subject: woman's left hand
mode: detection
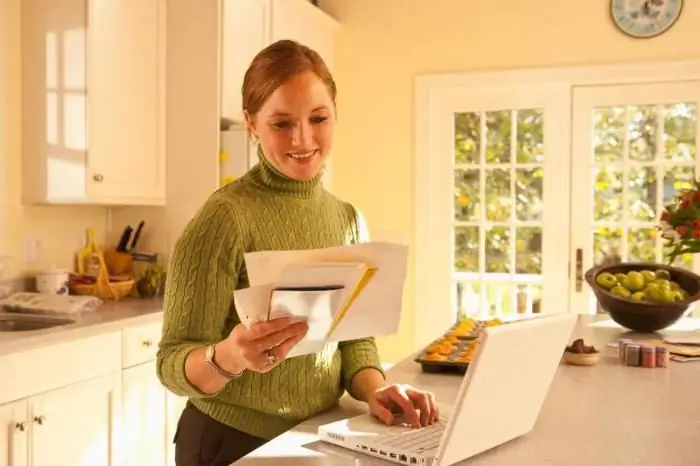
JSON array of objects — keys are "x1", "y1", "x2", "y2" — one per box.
[{"x1": 368, "y1": 384, "x2": 438, "y2": 428}]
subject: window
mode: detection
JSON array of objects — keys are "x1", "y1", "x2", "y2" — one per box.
[{"x1": 414, "y1": 60, "x2": 700, "y2": 350}]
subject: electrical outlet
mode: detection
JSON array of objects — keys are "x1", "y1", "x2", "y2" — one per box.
[{"x1": 23, "y1": 236, "x2": 44, "y2": 265}]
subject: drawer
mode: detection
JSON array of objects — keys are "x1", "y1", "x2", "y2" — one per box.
[
  {"x1": 0, "y1": 331, "x2": 121, "y2": 405},
  {"x1": 122, "y1": 322, "x2": 162, "y2": 367}
]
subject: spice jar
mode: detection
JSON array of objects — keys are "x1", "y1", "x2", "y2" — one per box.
[
  {"x1": 655, "y1": 346, "x2": 669, "y2": 368},
  {"x1": 641, "y1": 345, "x2": 656, "y2": 368}
]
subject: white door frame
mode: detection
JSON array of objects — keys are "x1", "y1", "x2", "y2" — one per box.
[{"x1": 414, "y1": 59, "x2": 700, "y2": 351}]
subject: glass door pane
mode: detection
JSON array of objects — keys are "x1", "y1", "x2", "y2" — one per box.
[
  {"x1": 439, "y1": 86, "x2": 571, "y2": 321},
  {"x1": 570, "y1": 81, "x2": 700, "y2": 315}
]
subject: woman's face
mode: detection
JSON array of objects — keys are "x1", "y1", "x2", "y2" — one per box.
[{"x1": 246, "y1": 71, "x2": 335, "y2": 181}]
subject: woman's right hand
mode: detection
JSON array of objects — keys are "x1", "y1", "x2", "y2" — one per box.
[{"x1": 218, "y1": 318, "x2": 309, "y2": 373}]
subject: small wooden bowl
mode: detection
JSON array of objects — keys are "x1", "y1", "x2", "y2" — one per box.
[{"x1": 563, "y1": 351, "x2": 600, "y2": 366}]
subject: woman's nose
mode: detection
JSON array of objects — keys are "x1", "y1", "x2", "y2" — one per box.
[{"x1": 291, "y1": 122, "x2": 313, "y2": 148}]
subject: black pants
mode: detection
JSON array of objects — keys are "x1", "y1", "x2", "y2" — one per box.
[{"x1": 175, "y1": 402, "x2": 268, "y2": 466}]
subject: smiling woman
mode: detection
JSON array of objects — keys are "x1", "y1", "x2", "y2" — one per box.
[{"x1": 156, "y1": 39, "x2": 437, "y2": 466}]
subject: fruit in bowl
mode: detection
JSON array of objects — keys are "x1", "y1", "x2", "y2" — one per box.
[
  {"x1": 594, "y1": 268, "x2": 689, "y2": 303},
  {"x1": 585, "y1": 262, "x2": 700, "y2": 333}
]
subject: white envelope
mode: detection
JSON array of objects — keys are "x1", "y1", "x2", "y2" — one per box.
[
  {"x1": 269, "y1": 286, "x2": 346, "y2": 357},
  {"x1": 243, "y1": 242, "x2": 409, "y2": 342}
]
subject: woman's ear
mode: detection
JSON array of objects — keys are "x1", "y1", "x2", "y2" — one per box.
[{"x1": 243, "y1": 110, "x2": 257, "y2": 141}]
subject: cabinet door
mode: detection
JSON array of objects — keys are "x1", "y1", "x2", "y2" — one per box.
[
  {"x1": 87, "y1": 0, "x2": 166, "y2": 204},
  {"x1": 0, "y1": 401, "x2": 28, "y2": 466},
  {"x1": 221, "y1": 0, "x2": 269, "y2": 123},
  {"x1": 270, "y1": 0, "x2": 337, "y2": 73},
  {"x1": 29, "y1": 373, "x2": 121, "y2": 466},
  {"x1": 165, "y1": 392, "x2": 188, "y2": 466},
  {"x1": 122, "y1": 362, "x2": 167, "y2": 466}
]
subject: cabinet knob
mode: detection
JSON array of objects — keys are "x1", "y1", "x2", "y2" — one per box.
[
  {"x1": 93, "y1": 174, "x2": 104, "y2": 182},
  {"x1": 15, "y1": 421, "x2": 26, "y2": 431},
  {"x1": 142, "y1": 340, "x2": 153, "y2": 347},
  {"x1": 34, "y1": 415, "x2": 45, "y2": 425}
]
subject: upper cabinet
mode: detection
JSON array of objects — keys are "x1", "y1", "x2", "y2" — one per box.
[
  {"x1": 220, "y1": 0, "x2": 340, "y2": 124},
  {"x1": 219, "y1": 0, "x2": 339, "y2": 190},
  {"x1": 21, "y1": 0, "x2": 166, "y2": 206}
]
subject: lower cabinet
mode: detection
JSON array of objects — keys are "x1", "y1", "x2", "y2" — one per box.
[
  {"x1": 0, "y1": 320, "x2": 189, "y2": 466},
  {"x1": 0, "y1": 373, "x2": 121, "y2": 466},
  {"x1": 122, "y1": 361, "x2": 187, "y2": 466}
]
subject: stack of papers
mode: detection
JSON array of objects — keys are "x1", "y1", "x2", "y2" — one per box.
[{"x1": 233, "y1": 241, "x2": 408, "y2": 358}]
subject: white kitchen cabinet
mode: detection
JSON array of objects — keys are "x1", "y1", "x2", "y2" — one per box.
[
  {"x1": 165, "y1": 392, "x2": 188, "y2": 466},
  {"x1": 0, "y1": 400, "x2": 28, "y2": 466},
  {"x1": 30, "y1": 373, "x2": 121, "y2": 466},
  {"x1": 0, "y1": 373, "x2": 120, "y2": 466},
  {"x1": 122, "y1": 362, "x2": 167, "y2": 466},
  {"x1": 221, "y1": 0, "x2": 270, "y2": 123},
  {"x1": 270, "y1": 0, "x2": 338, "y2": 74},
  {"x1": 219, "y1": 0, "x2": 339, "y2": 190},
  {"x1": 21, "y1": 0, "x2": 166, "y2": 206}
]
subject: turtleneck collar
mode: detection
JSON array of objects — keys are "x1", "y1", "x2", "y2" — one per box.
[{"x1": 248, "y1": 145, "x2": 324, "y2": 199}]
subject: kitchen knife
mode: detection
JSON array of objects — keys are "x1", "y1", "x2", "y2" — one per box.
[
  {"x1": 116, "y1": 226, "x2": 133, "y2": 252},
  {"x1": 128, "y1": 221, "x2": 145, "y2": 252}
]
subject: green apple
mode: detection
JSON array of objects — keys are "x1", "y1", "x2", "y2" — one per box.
[
  {"x1": 611, "y1": 285, "x2": 631, "y2": 298},
  {"x1": 595, "y1": 272, "x2": 618, "y2": 289},
  {"x1": 630, "y1": 291, "x2": 647, "y2": 302},
  {"x1": 653, "y1": 279, "x2": 671, "y2": 289},
  {"x1": 659, "y1": 288, "x2": 677, "y2": 303},
  {"x1": 615, "y1": 273, "x2": 627, "y2": 283},
  {"x1": 622, "y1": 271, "x2": 645, "y2": 292},
  {"x1": 655, "y1": 269, "x2": 672, "y2": 281},
  {"x1": 645, "y1": 286, "x2": 665, "y2": 302},
  {"x1": 640, "y1": 270, "x2": 656, "y2": 283},
  {"x1": 669, "y1": 281, "x2": 681, "y2": 291}
]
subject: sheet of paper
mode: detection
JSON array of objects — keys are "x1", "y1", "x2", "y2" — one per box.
[
  {"x1": 244, "y1": 241, "x2": 408, "y2": 342},
  {"x1": 233, "y1": 284, "x2": 273, "y2": 327}
]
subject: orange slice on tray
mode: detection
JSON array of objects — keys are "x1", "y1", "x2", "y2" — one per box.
[{"x1": 423, "y1": 352, "x2": 447, "y2": 361}]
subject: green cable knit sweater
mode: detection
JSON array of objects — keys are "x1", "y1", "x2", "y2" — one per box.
[{"x1": 156, "y1": 154, "x2": 385, "y2": 440}]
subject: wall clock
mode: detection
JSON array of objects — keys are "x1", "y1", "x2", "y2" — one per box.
[{"x1": 610, "y1": 0, "x2": 683, "y2": 38}]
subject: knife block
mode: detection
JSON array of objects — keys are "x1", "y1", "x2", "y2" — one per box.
[{"x1": 104, "y1": 248, "x2": 134, "y2": 276}]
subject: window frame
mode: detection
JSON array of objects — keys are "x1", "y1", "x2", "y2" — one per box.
[{"x1": 414, "y1": 59, "x2": 700, "y2": 351}]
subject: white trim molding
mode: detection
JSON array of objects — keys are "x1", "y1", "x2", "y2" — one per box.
[{"x1": 414, "y1": 59, "x2": 700, "y2": 351}]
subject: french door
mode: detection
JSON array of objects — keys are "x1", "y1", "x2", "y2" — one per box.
[
  {"x1": 569, "y1": 81, "x2": 700, "y2": 315},
  {"x1": 423, "y1": 85, "x2": 571, "y2": 324}
]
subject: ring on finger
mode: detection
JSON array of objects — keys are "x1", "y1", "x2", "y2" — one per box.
[{"x1": 264, "y1": 349, "x2": 277, "y2": 366}]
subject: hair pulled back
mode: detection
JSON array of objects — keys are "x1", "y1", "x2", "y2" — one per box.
[{"x1": 242, "y1": 39, "x2": 337, "y2": 116}]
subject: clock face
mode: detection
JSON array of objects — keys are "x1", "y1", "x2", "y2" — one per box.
[{"x1": 611, "y1": 0, "x2": 683, "y2": 38}]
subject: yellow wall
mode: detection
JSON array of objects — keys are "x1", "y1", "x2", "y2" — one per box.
[
  {"x1": 322, "y1": 0, "x2": 700, "y2": 362},
  {"x1": 1, "y1": 0, "x2": 108, "y2": 279}
]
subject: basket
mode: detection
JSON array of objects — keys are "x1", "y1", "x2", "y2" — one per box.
[{"x1": 70, "y1": 251, "x2": 135, "y2": 301}]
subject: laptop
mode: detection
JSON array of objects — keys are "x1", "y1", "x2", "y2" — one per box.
[{"x1": 317, "y1": 313, "x2": 578, "y2": 465}]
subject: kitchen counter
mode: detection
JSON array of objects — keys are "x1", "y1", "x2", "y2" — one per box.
[
  {"x1": 235, "y1": 314, "x2": 700, "y2": 466},
  {"x1": 0, "y1": 297, "x2": 163, "y2": 355}
]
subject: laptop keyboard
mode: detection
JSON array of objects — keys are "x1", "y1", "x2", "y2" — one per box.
[{"x1": 379, "y1": 415, "x2": 449, "y2": 454}]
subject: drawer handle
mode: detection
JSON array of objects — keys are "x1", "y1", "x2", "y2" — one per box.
[
  {"x1": 34, "y1": 415, "x2": 45, "y2": 425},
  {"x1": 142, "y1": 340, "x2": 153, "y2": 347},
  {"x1": 15, "y1": 421, "x2": 26, "y2": 431}
]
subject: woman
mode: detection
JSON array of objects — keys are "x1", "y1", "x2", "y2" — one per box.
[{"x1": 156, "y1": 39, "x2": 438, "y2": 466}]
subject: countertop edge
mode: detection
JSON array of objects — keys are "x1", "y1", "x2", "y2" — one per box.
[{"x1": 0, "y1": 299, "x2": 164, "y2": 356}]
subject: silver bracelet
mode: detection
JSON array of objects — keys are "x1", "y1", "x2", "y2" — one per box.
[{"x1": 204, "y1": 344, "x2": 244, "y2": 379}]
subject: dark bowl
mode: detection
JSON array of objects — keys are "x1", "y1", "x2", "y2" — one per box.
[{"x1": 584, "y1": 262, "x2": 700, "y2": 333}]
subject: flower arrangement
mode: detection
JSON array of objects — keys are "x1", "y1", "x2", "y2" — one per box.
[{"x1": 659, "y1": 182, "x2": 700, "y2": 265}]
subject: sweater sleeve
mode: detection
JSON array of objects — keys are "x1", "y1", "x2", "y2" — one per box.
[
  {"x1": 338, "y1": 204, "x2": 386, "y2": 395},
  {"x1": 156, "y1": 196, "x2": 244, "y2": 398}
]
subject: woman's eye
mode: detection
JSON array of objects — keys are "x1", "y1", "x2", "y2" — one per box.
[
  {"x1": 272, "y1": 121, "x2": 292, "y2": 129},
  {"x1": 310, "y1": 116, "x2": 328, "y2": 124}
]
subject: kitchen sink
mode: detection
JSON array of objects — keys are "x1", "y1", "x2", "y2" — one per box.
[{"x1": 0, "y1": 313, "x2": 76, "y2": 332}]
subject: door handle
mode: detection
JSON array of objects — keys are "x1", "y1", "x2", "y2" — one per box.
[{"x1": 575, "y1": 248, "x2": 583, "y2": 292}]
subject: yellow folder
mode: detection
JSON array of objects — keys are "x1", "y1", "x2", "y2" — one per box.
[{"x1": 326, "y1": 266, "x2": 377, "y2": 338}]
